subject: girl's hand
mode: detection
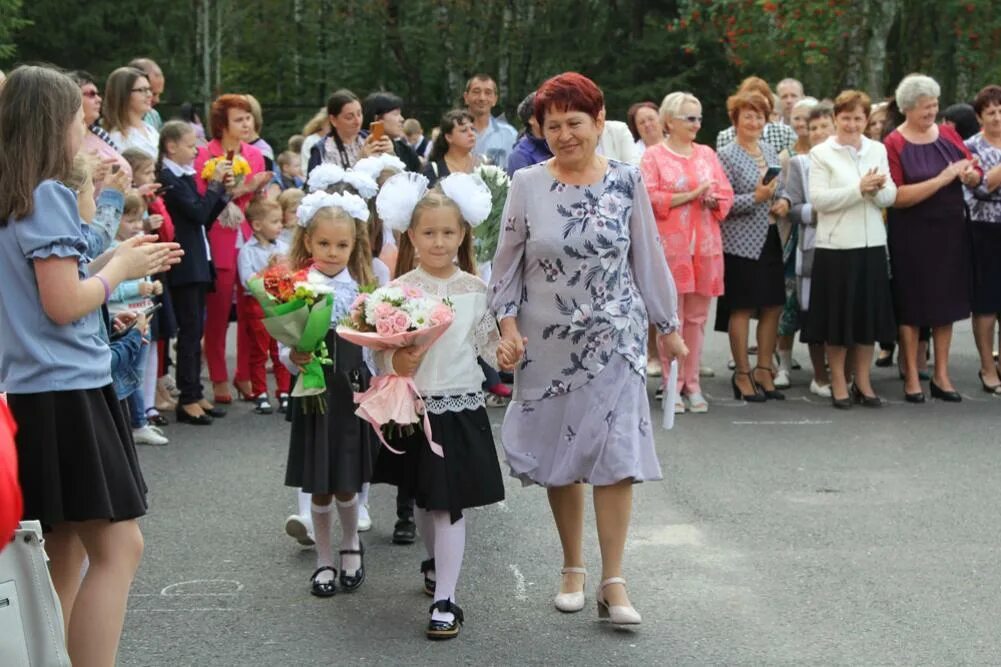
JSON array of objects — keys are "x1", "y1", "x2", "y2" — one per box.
[
  {"x1": 106, "y1": 167, "x2": 130, "y2": 194},
  {"x1": 137, "y1": 183, "x2": 161, "y2": 201},
  {"x1": 392, "y1": 345, "x2": 425, "y2": 376},
  {"x1": 146, "y1": 214, "x2": 164, "y2": 231},
  {"x1": 657, "y1": 331, "x2": 688, "y2": 362},
  {"x1": 113, "y1": 311, "x2": 136, "y2": 332},
  {"x1": 151, "y1": 280, "x2": 164, "y2": 296},
  {"x1": 138, "y1": 281, "x2": 155, "y2": 296},
  {"x1": 497, "y1": 338, "x2": 525, "y2": 372},
  {"x1": 134, "y1": 311, "x2": 149, "y2": 336},
  {"x1": 113, "y1": 235, "x2": 183, "y2": 279},
  {"x1": 290, "y1": 350, "x2": 313, "y2": 370}
]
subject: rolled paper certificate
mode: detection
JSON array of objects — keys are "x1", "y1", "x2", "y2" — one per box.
[{"x1": 661, "y1": 359, "x2": 679, "y2": 431}]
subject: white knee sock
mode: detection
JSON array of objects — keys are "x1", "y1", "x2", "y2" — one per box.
[
  {"x1": 358, "y1": 483, "x2": 370, "y2": 506},
  {"x1": 311, "y1": 501, "x2": 334, "y2": 583},
  {"x1": 431, "y1": 512, "x2": 465, "y2": 622},
  {"x1": 778, "y1": 348, "x2": 793, "y2": 373},
  {"x1": 297, "y1": 490, "x2": 312, "y2": 520},
  {"x1": 335, "y1": 495, "x2": 361, "y2": 575},
  {"x1": 143, "y1": 343, "x2": 159, "y2": 412},
  {"x1": 414, "y1": 506, "x2": 436, "y2": 573}
]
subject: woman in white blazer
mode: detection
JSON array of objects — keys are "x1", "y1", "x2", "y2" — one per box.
[{"x1": 804, "y1": 90, "x2": 898, "y2": 409}]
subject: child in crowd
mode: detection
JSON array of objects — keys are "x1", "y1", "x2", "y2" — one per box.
[
  {"x1": 371, "y1": 172, "x2": 515, "y2": 640},
  {"x1": 123, "y1": 148, "x2": 179, "y2": 423},
  {"x1": 403, "y1": 118, "x2": 432, "y2": 164},
  {"x1": 108, "y1": 192, "x2": 168, "y2": 445},
  {"x1": 280, "y1": 190, "x2": 382, "y2": 598},
  {"x1": 787, "y1": 103, "x2": 836, "y2": 397},
  {"x1": 273, "y1": 151, "x2": 305, "y2": 191},
  {"x1": 277, "y1": 187, "x2": 304, "y2": 246},
  {"x1": 157, "y1": 119, "x2": 232, "y2": 425},
  {"x1": 237, "y1": 196, "x2": 291, "y2": 414}
]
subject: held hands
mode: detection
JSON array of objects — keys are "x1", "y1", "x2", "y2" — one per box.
[
  {"x1": 289, "y1": 350, "x2": 313, "y2": 372},
  {"x1": 392, "y1": 345, "x2": 427, "y2": 377},
  {"x1": 859, "y1": 167, "x2": 887, "y2": 195},
  {"x1": 753, "y1": 177, "x2": 778, "y2": 203},
  {"x1": 113, "y1": 235, "x2": 184, "y2": 280},
  {"x1": 497, "y1": 331, "x2": 527, "y2": 372},
  {"x1": 657, "y1": 331, "x2": 688, "y2": 362},
  {"x1": 960, "y1": 156, "x2": 981, "y2": 187}
]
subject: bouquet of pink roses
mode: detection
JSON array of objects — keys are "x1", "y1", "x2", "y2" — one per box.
[{"x1": 336, "y1": 284, "x2": 454, "y2": 456}]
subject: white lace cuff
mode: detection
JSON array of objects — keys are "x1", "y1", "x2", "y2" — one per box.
[{"x1": 422, "y1": 392, "x2": 485, "y2": 415}]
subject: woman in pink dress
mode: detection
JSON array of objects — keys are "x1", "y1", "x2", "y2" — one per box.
[{"x1": 641, "y1": 92, "x2": 733, "y2": 413}]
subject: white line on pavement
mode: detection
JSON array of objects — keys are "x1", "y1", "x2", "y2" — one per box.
[{"x1": 508, "y1": 563, "x2": 528, "y2": 601}]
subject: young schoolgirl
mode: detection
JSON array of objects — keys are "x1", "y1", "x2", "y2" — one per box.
[
  {"x1": 371, "y1": 171, "x2": 517, "y2": 640},
  {"x1": 277, "y1": 187, "x2": 304, "y2": 246},
  {"x1": 0, "y1": 65, "x2": 181, "y2": 666},
  {"x1": 280, "y1": 190, "x2": 381, "y2": 597},
  {"x1": 157, "y1": 119, "x2": 233, "y2": 425}
]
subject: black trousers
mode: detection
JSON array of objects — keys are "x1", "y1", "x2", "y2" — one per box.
[{"x1": 171, "y1": 284, "x2": 207, "y2": 405}]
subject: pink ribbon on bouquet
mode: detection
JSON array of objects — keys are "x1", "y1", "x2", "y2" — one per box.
[{"x1": 353, "y1": 375, "x2": 444, "y2": 458}]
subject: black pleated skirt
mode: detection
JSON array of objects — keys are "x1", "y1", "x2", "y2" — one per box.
[
  {"x1": 372, "y1": 405, "x2": 505, "y2": 523},
  {"x1": 802, "y1": 246, "x2": 897, "y2": 346},
  {"x1": 714, "y1": 225, "x2": 786, "y2": 332},
  {"x1": 285, "y1": 331, "x2": 375, "y2": 495},
  {"x1": 970, "y1": 220, "x2": 1001, "y2": 316},
  {"x1": 7, "y1": 385, "x2": 148, "y2": 529}
]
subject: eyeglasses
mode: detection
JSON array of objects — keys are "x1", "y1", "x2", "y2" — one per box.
[
  {"x1": 131, "y1": 87, "x2": 153, "y2": 95},
  {"x1": 675, "y1": 115, "x2": 703, "y2": 124},
  {"x1": 81, "y1": 90, "x2": 100, "y2": 99}
]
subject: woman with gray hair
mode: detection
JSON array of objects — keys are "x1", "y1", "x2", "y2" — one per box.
[{"x1": 884, "y1": 74, "x2": 983, "y2": 403}]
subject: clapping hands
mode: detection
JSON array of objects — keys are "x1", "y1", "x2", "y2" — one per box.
[{"x1": 859, "y1": 167, "x2": 887, "y2": 195}]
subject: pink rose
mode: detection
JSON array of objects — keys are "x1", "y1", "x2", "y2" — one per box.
[
  {"x1": 402, "y1": 285, "x2": 423, "y2": 299},
  {"x1": 391, "y1": 311, "x2": 410, "y2": 333},
  {"x1": 375, "y1": 316, "x2": 394, "y2": 336},
  {"x1": 373, "y1": 302, "x2": 395, "y2": 319},
  {"x1": 429, "y1": 304, "x2": 453, "y2": 327}
]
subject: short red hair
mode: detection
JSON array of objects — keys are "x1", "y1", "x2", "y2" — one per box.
[
  {"x1": 534, "y1": 72, "x2": 604, "y2": 128},
  {"x1": 210, "y1": 94, "x2": 253, "y2": 141}
]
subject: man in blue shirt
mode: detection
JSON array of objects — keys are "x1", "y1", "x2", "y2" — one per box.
[{"x1": 463, "y1": 73, "x2": 517, "y2": 170}]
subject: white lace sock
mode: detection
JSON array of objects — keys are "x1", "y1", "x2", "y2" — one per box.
[
  {"x1": 358, "y1": 483, "x2": 370, "y2": 507},
  {"x1": 777, "y1": 348, "x2": 793, "y2": 373},
  {"x1": 311, "y1": 500, "x2": 335, "y2": 584},
  {"x1": 335, "y1": 495, "x2": 361, "y2": 575},
  {"x1": 414, "y1": 506, "x2": 436, "y2": 583},
  {"x1": 431, "y1": 512, "x2": 465, "y2": 623},
  {"x1": 297, "y1": 490, "x2": 312, "y2": 521}
]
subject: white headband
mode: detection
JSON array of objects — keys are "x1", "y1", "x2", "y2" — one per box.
[
  {"x1": 306, "y1": 163, "x2": 378, "y2": 200},
  {"x1": 296, "y1": 191, "x2": 370, "y2": 227},
  {"x1": 354, "y1": 154, "x2": 407, "y2": 181},
  {"x1": 375, "y1": 171, "x2": 493, "y2": 232}
]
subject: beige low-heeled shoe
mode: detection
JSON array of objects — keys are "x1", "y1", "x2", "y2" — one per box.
[
  {"x1": 553, "y1": 567, "x2": 586, "y2": 613},
  {"x1": 597, "y1": 577, "x2": 641, "y2": 626}
]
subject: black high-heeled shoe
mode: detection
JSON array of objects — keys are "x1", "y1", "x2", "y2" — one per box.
[
  {"x1": 929, "y1": 381, "x2": 962, "y2": 402},
  {"x1": 850, "y1": 383, "x2": 884, "y2": 408},
  {"x1": 176, "y1": 406, "x2": 213, "y2": 425},
  {"x1": 904, "y1": 391, "x2": 926, "y2": 404},
  {"x1": 338, "y1": 542, "x2": 365, "y2": 592},
  {"x1": 753, "y1": 366, "x2": 785, "y2": 400},
  {"x1": 420, "y1": 558, "x2": 436, "y2": 597},
  {"x1": 831, "y1": 394, "x2": 852, "y2": 410},
  {"x1": 731, "y1": 371, "x2": 766, "y2": 402},
  {"x1": 426, "y1": 600, "x2": 464, "y2": 640}
]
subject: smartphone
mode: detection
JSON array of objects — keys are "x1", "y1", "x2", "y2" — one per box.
[
  {"x1": 369, "y1": 121, "x2": 385, "y2": 142},
  {"x1": 111, "y1": 164, "x2": 121, "y2": 174},
  {"x1": 142, "y1": 302, "x2": 163, "y2": 318},
  {"x1": 225, "y1": 150, "x2": 235, "y2": 161},
  {"x1": 154, "y1": 184, "x2": 174, "y2": 196},
  {"x1": 762, "y1": 165, "x2": 782, "y2": 185},
  {"x1": 109, "y1": 320, "x2": 136, "y2": 341}
]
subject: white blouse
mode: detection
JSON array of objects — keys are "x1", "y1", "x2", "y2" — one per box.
[
  {"x1": 377, "y1": 267, "x2": 501, "y2": 414},
  {"x1": 110, "y1": 122, "x2": 160, "y2": 158}
]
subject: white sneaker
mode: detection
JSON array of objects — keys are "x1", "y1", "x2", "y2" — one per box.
[
  {"x1": 699, "y1": 366, "x2": 715, "y2": 378},
  {"x1": 133, "y1": 425, "x2": 168, "y2": 446},
  {"x1": 774, "y1": 369, "x2": 791, "y2": 389},
  {"x1": 284, "y1": 514, "x2": 315, "y2": 546},
  {"x1": 810, "y1": 380, "x2": 832, "y2": 397},
  {"x1": 647, "y1": 358, "x2": 663, "y2": 378},
  {"x1": 674, "y1": 398, "x2": 686, "y2": 414},
  {"x1": 358, "y1": 503, "x2": 372, "y2": 532},
  {"x1": 686, "y1": 392, "x2": 709, "y2": 413}
]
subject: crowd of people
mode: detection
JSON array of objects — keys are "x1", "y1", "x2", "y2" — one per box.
[{"x1": 0, "y1": 55, "x2": 1000, "y2": 664}]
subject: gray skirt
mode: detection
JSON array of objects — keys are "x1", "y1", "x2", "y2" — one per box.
[{"x1": 500, "y1": 354, "x2": 663, "y2": 487}]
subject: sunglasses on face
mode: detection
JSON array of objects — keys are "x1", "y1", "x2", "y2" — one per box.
[
  {"x1": 675, "y1": 115, "x2": 703, "y2": 124},
  {"x1": 81, "y1": 90, "x2": 100, "y2": 99}
]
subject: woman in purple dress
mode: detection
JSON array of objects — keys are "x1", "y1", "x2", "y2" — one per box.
[
  {"x1": 884, "y1": 74, "x2": 983, "y2": 403},
  {"x1": 489, "y1": 72, "x2": 686, "y2": 627}
]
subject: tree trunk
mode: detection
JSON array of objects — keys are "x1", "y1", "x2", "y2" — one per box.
[{"x1": 864, "y1": 0, "x2": 899, "y2": 98}]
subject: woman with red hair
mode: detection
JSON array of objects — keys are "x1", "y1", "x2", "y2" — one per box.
[
  {"x1": 193, "y1": 94, "x2": 273, "y2": 412},
  {"x1": 490, "y1": 72, "x2": 686, "y2": 627}
]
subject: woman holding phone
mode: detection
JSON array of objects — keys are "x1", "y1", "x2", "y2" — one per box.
[
  {"x1": 306, "y1": 89, "x2": 392, "y2": 176},
  {"x1": 716, "y1": 91, "x2": 790, "y2": 402}
]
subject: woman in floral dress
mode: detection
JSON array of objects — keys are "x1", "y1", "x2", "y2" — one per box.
[{"x1": 489, "y1": 72, "x2": 686, "y2": 627}]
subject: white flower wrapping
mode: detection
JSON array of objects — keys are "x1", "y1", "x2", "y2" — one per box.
[{"x1": 294, "y1": 267, "x2": 337, "y2": 297}]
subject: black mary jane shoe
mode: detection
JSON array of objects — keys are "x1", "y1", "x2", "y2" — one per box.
[
  {"x1": 420, "y1": 558, "x2": 436, "y2": 597},
  {"x1": 426, "y1": 600, "x2": 464, "y2": 640},
  {"x1": 904, "y1": 391, "x2": 926, "y2": 404},
  {"x1": 203, "y1": 405, "x2": 227, "y2": 418},
  {"x1": 850, "y1": 384, "x2": 883, "y2": 408},
  {"x1": 393, "y1": 518, "x2": 417, "y2": 545},
  {"x1": 310, "y1": 566, "x2": 337, "y2": 597},
  {"x1": 831, "y1": 394, "x2": 852, "y2": 410},
  {"x1": 929, "y1": 381, "x2": 962, "y2": 403},
  {"x1": 146, "y1": 411, "x2": 169, "y2": 427},
  {"x1": 338, "y1": 543, "x2": 365, "y2": 592},
  {"x1": 176, "y1": 407, "x2": 213, "y2": 425},
  {"x1": 754, "y1": 367, "x2": 785, "y2": 400}
]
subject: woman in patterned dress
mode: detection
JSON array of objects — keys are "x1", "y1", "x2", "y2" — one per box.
[{"x1": 490, "y1": 72, "x2": 686, "y2": 627}]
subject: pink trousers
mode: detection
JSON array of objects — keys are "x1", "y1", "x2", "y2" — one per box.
[{"x1": 658, "y1": 293, "x2": 711, "y2": 395}]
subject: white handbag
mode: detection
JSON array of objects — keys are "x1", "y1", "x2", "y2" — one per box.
[{"x1": 0, "y1": 520, "x2": 71, "y2": 666}]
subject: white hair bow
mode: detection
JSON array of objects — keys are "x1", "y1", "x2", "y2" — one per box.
[
  {"x1": 375, "y1": 172, "x2": 430, "y2": 233},
  {"x1": 306, "y1": 163, "x2": 378, "y2": 200},
  {"x1": 297, "y1": 191, "x2": 370, "y2": 227},
  {"x1": 354, "y1": 154, "x2": 407, "y2": 181},
  {"x1": 438, "y1": 172, "x2": 492, "y2": 228}
]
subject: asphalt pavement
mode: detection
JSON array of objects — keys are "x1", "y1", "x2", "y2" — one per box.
[{"x1": 120, "y1": 320, "x2": 1001, "y2": 666}]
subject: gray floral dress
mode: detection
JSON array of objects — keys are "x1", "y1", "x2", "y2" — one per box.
[{"x1": 489, "y1": 160, "x2": 679, "y2": 487}]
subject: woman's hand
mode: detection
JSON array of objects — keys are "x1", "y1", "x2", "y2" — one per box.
[
  {"x1": 232, "y1": 171, "x2": 272, "y2": 198},
  {"x1": 657, "y1": 330, "x2": 688, "y2": 362},
  {"x1": 112, "y1": 235, "x2": 183, "y2": 279},
  {"x1": 361, "y1": 135, "x2": 394, "y2": 158},
  {"x1": 105, "y1": 167, "x2": 130, "y2": 194},
  {"x1": 770, "y1": 198, "x2": 790, "y2": 218},
  {"x1": 392, "y1": 345, "x2": 426, "y2": 376},
  {"x1": 938, "y1": 159, "x2": 971, "y2": 185},
  {"x1": 138, "y1": 281, "x2": 155, "y2": 296},
  {"x1": 497, "y1": 338, "x2": 525, "y2": 372},
  {"x1": 212, "y1": 160, "x2": 233, "y2": 184},
  {"x1": 960, "y1": 158, "x2": 982, "y2": 187},
  {"x1": 859, "y1": 167, "x2": 886, "y2": 195},
  {"x1": 289, "y1": 350, "x2": 313, "y2": 371},
  {"x1": 754, "y1": 178, "x2": 778, "y2": 203}
]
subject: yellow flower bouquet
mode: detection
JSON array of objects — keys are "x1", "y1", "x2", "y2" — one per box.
[{"x1": 201, "y1": 153, "x2": 252, "y2": 186}]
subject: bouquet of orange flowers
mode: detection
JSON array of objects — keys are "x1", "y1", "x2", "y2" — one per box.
[{"x1": 248, "y1": 263, "x2": 335, "y2": 413}]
